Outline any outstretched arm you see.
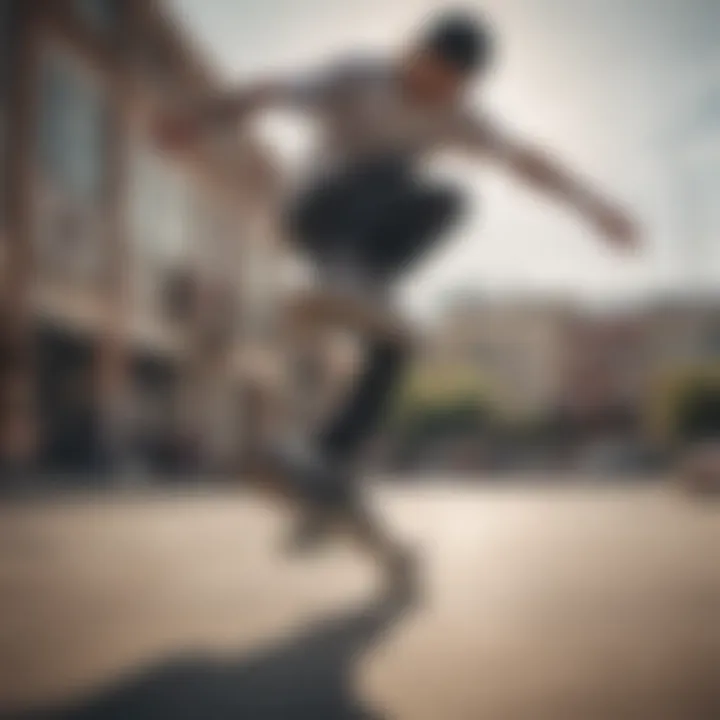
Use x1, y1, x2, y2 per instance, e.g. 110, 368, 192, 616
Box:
452, 114, 639, 249
190, 82, 290, 126
153, 59, 366, 152
152, 80, 303, 150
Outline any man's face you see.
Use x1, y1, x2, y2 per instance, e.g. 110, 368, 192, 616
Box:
401, 49, 471, 107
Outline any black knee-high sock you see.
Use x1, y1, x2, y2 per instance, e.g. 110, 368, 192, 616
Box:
319, 340, 408, 464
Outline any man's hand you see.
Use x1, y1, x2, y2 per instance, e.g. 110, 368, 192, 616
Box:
480, 130, 642, 253
585, 200, 640, 252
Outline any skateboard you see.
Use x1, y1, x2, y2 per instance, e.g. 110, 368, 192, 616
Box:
244, 284, 416, 588
247, 447, 414, 588
248, 449, 370, 540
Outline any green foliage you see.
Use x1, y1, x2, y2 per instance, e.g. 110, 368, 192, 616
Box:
401, 398, 490, 436
385, 364, 497, 464
392, 363, 491, 423
675, 377, 720, 442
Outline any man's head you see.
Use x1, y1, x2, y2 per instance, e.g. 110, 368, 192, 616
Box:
402, 10, 495, 106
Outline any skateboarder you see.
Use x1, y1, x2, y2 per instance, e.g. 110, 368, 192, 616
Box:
155, 10, 638, 572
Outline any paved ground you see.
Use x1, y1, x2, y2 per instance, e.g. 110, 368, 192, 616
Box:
0, 481, 718, 720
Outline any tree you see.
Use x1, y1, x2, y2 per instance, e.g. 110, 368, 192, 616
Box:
676, 378, 720, 443
649, 364, 720, 444
386, 363, 496, 468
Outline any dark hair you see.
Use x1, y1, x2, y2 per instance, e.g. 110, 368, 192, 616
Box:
421, 10, 494, 75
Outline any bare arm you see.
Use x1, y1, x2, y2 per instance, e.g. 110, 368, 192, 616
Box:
191, 67, 344, 127
153, 80, 306, 149
154, 60, 363, 149
193, 82, 289, 127
453, 114, 639, 249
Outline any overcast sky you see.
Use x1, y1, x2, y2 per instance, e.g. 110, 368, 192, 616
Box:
170, 0, 720, 318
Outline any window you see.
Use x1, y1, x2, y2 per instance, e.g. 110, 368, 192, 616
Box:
135, 24, 181, 97
128, 135, 196, 315
0, 0, 14, 230
37, 48, 110, 203
240, 238, 281, 339
0, 1, 13, 99
193, 194, 245, 337
201, 198, 238, 275
128, 138, 192, 262
472, 342, 494, 366
73, 0, 119, 33
703, 325, 720, 357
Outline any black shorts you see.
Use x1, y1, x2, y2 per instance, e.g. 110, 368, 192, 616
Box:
287, 158, 463, 280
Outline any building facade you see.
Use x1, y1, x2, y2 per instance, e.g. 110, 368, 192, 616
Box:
558, 311, 650, 433
428, 294, 720, 445
0, 0, 289, 477
430, 296, 570, 422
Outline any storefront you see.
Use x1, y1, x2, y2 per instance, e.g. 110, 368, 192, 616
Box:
36, 324, 100, 474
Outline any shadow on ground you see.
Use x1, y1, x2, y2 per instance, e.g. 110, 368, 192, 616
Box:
21, 585, 417, 720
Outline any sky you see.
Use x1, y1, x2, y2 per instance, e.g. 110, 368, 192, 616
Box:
170, 0, 720, 319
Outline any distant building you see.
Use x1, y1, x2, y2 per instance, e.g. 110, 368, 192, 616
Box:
0, 0, 289, 476
558, 312, 650, 433
559, 299, 720, 438
429, 296, 570, 422
645, 298, 720, 365
428, 293, 720, 443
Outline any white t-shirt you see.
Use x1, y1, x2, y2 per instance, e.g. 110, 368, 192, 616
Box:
278, 55, 512, 179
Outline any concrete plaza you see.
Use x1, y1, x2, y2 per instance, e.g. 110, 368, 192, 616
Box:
0, 481, 718, 719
